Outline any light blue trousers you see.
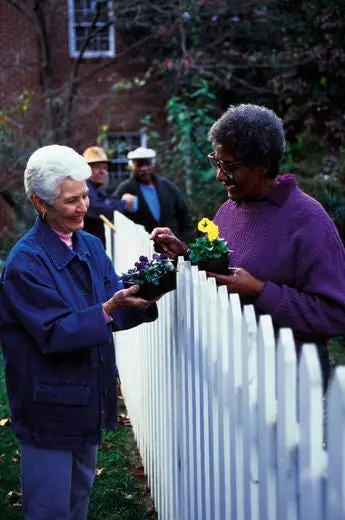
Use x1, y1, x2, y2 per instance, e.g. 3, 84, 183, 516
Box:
20, 443, 98, 520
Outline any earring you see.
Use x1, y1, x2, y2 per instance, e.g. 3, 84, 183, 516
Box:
41, 211, 47, 220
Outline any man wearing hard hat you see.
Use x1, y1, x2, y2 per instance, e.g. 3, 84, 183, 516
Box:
115, 147, 194, 242
82, 146, 127, 248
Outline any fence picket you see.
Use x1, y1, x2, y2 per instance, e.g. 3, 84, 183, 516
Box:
257, 315, 277, 520
298, 344, 325, 520
217, 286, 232, 520
242, 304, 259, 520
200, 270, 213, 520
226, 292, 243, 520
192, 266, 206, 520
276, 328, 298, 520
326, 366, 345, 520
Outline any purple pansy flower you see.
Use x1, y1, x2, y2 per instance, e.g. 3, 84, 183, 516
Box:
135, 262, 147, 271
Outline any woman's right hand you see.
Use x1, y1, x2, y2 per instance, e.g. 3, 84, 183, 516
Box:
103, 285, 157, 314
150, 227, 188, 258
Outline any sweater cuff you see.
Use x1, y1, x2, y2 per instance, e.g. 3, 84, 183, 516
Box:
255, 281, 282, 315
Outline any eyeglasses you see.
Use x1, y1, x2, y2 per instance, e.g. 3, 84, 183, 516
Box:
207, 152, 242, 179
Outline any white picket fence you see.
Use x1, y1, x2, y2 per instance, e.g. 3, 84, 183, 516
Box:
105, 212, 345, 520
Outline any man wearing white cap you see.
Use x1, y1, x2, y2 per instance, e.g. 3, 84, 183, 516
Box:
82, 146, 127, 248
115, 147, 194, 242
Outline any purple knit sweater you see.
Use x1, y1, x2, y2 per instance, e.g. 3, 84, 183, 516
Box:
213, 174, 345, 352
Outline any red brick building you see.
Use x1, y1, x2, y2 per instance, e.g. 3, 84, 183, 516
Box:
0, 0, 165, 193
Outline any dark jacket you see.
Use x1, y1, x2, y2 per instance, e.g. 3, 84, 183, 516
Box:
84, 180, 126, 247
115, 175, 194, 242
0, 217, 158, 450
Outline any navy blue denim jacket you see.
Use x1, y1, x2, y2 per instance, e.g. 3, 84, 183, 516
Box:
0, 217, 158, 449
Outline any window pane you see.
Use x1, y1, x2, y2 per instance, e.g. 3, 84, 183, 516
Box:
105, 133, 143, 191
71, 0, 113, 54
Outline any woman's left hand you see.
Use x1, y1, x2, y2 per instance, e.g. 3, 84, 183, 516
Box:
104, 285, 161, 314
206, 267, 264, 299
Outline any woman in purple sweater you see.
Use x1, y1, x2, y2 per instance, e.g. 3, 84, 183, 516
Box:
151, 103, 345, 390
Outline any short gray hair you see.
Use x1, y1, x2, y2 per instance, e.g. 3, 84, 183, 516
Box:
208, 104, 286, 178
24, 145, 91, 204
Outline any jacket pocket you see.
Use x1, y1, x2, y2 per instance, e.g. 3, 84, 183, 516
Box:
34, 382, 91, 406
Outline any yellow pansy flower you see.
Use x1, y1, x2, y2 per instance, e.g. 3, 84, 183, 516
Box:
207, 225, 219, 241
197, 217, 219, 241
197, 217, 211, 233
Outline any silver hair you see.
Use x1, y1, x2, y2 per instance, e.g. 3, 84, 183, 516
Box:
208, 104, 286, 179
24, 145, 92, 204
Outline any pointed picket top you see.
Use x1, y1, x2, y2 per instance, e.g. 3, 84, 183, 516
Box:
242, 304, 258, 408
206, 274, 219, 368
229, 292, 242, 326
198, 268, 207, 284
298, 344, 325, 520
326, 366, 345, 520
257, 314, 276, 420
217, 284, 229, 311
243, 305, 258, 348
206, 273, 217, 294
228, 292, 242, 384
191, 264, 200, 283
277, 328, 298, 447
276, 328, 298, 520
177, 255, 188, 270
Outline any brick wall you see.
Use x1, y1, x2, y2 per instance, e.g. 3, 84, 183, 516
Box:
0, 1, 165, 153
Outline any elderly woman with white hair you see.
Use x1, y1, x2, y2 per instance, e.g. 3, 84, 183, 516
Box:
0, 145, 159, 519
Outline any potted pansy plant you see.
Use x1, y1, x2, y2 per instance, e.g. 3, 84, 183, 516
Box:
121, 253, 177, 300
188, 217, 231, 275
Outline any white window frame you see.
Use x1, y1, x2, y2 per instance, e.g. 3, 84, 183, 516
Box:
68, 0, 115, 59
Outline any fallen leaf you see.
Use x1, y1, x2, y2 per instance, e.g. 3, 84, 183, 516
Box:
132, 466, 147, 481
96, 467, 105, 477
118, 414, 132, 427
7, 491, 22, 508
0, 418, 11, 427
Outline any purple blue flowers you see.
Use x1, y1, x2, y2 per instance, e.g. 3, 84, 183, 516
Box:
152, 253, 169, 261
134, 261, 147, 271
121, 253, 175, 286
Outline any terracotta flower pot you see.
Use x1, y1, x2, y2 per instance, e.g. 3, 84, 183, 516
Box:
195, 254, 230, 275
123, 270, 177, 300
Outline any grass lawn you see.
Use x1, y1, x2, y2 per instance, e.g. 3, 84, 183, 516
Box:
0, 354, 156, 519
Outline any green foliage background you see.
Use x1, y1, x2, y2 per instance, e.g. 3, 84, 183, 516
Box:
2, 0, 345, 259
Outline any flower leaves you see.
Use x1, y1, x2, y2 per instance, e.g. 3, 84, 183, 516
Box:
189, 217, 230, 263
